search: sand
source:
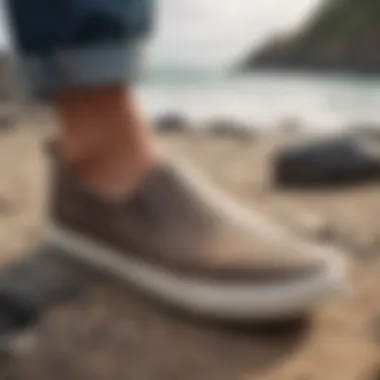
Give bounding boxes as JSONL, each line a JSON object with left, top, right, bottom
{"left": 0, "top": 115, "right": 379, "bottom": 380}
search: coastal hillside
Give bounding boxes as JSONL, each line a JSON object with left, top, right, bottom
{"left": 239, "top": 0, "right": 380, "bottom": 74}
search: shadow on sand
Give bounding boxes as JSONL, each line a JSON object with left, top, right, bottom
{"left": 0, "top": 245, "right": 309, "bottom": 380}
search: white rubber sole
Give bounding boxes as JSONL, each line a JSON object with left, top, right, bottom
{"left": 46, "top": 224, "right": 346, "bottom": 321}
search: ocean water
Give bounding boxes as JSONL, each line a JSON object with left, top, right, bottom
{"left": 136, "top": 69, "right": 380, "bottom": 131}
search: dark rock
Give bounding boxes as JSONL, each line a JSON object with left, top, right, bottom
{"left": 0, "top": 293, "right": 38, "bottom": 331}
{"left": 154, "top": 113, "right": 189, "bottom": 134}
{"left": 0, "top": 246, "right": 84, "bottom": 332}
{"left": 272, "top": 133, "right": 380, "bottom": 188}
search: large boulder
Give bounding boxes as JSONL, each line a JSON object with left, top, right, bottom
{"left": 273, "top": 132, "right": 380, "bottom": 188}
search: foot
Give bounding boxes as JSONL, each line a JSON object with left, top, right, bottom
{"left": 46, "top": 155, "right": 346, "bottom": 320}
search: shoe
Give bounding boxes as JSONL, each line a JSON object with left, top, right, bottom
{"left": 45, "top": 155, "right": 346, "bottom": 321}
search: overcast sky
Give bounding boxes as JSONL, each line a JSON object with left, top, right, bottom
{"left": 151, "top": 0, "right": 323, "bottom": 67}
{"left": 0, "top": 0, "right": 322, "bottom": 67}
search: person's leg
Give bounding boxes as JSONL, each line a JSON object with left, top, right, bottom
{"left": 8, "top": 0, "right": 157, "bottom": 198}
{"left": 5, "top": 0, "right": 345, "bottom": 320}
{"left": 56, "top": 86, "right": 157, "bottom": 197}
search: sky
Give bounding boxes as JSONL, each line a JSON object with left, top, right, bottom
{"left": 0, "top": 0, "right": 323, "bottom": 68}
{"left": 151, "top": 0, "right": 323, "bottom": 68}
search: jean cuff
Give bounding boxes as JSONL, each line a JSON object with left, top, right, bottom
{"left": 19, "top": 39, "right": 147, "bottom": 98}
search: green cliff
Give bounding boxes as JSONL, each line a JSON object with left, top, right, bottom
{"left": 240, "top": 0, "right": 380, "bottom": 74}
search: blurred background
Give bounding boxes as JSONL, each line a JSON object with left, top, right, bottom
{"left": 138, "top": 0, "right": 380, "bottom": 131}
{"left": 0, "top": 0, "right": 380, "bottom": 130}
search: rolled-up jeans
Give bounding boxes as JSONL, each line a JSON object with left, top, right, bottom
{"left": 5, "top": 0, "right": 154, "bottom": 98}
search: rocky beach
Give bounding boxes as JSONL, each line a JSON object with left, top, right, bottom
{"left": 0, "top": 111, "right": 379, "bottom": 379}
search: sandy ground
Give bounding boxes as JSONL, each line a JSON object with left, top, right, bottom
{"left": 0, "top": 115, "right": 380, "bottom": 379}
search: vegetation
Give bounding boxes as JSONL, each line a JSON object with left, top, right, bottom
{"left": 239, "top": 0, "right": 380, "bottom": 74}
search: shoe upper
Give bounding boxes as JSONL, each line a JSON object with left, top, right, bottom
{"left": 50, "top": 157, "right": 330, "bottom": 282}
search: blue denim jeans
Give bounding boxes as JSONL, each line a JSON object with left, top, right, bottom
{"left": 5, "top": 0, "right": 154, "bottom": 97}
